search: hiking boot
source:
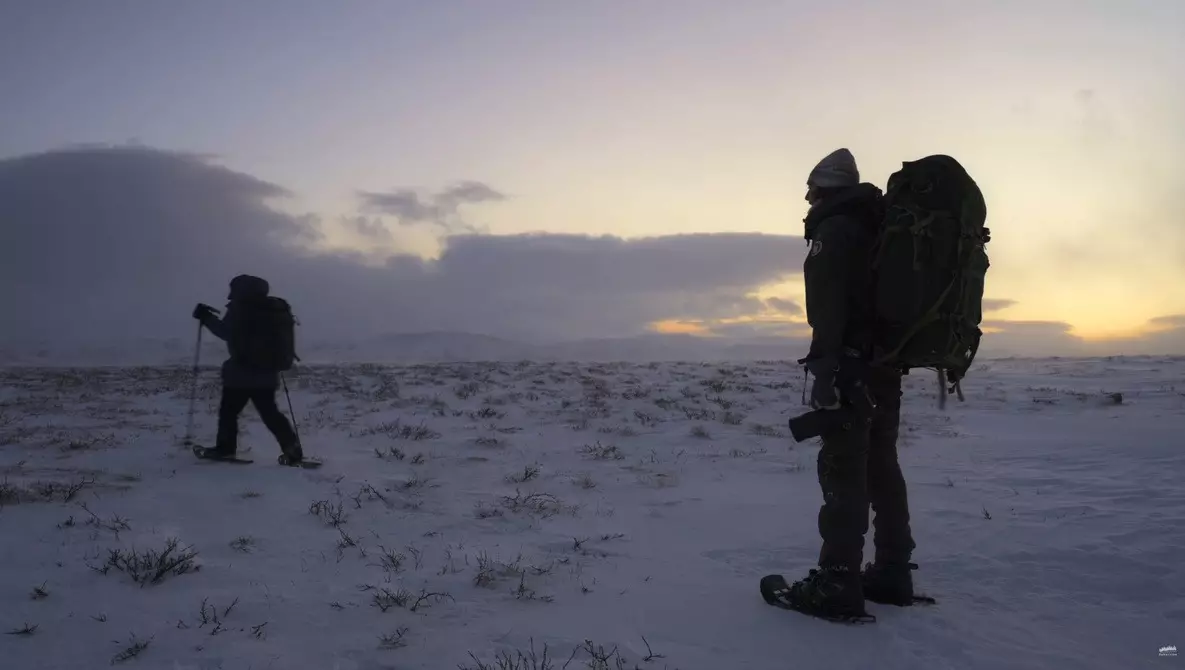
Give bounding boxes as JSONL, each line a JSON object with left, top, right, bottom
{"left": 278, "top": 441, "right": 304, "bottom": 466}
{"left": 861, "top": 561, "right": 916, "bottom": 606}
{"left": 776, "top": 566, "right": 870, "bottom": 622}
{"left": 209, "top": 443, "right": 237, "bottom": 459}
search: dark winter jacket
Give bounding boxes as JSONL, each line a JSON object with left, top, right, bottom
{"left": 802, "top": 182, "right": 884, "bottom": 364}
{"left": 200, "top": 275, "right": 279, "bottom": 389}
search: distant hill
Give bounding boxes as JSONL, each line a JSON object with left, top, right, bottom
{"left": 6, "top": 329, "right": 1173, "bottom": 367}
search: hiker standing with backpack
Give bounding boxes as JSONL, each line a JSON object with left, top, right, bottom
{"left": 191, "top": 274, "right": 304, "bottom": 466}
{"left": 762, "top": 149, "right": 915, "bottom": 623}
{"left": 762, "top": 149, "right": 988, "bottom": 622}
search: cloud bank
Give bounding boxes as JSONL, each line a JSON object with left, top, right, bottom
{"left": 0, "top": 145, "right": 803, "bottom": 348}
{"left": 1, "top": 145, "right": 1181, "bottom": 358}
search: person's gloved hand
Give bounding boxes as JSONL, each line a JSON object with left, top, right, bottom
{"left": 192, "top": 303, "right": 216, "bottom": 321}
{"left": 805, "top": 358, "right": 841, "bottom": 410}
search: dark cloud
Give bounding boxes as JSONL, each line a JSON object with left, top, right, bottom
{"left": 1127, "top": 314, "right": 1185, "bottom": 355}
{"left": 437, "top": 181, "right": 506, "bottom": 207}
{"left": 358, "top": 180, "right": 506, "bottom": 235}
{"left": 978, "top": 320, "right": 1086, "bottom": 358}
{"left": 982, "top": 320, "right": 1073, "bottom": 335}
{"left": 358, "top": 190, "right": 433, "bottom": 222}
{"left": 1150, "top": 314, "right": 1185, "bottom": 328}
{"left": 765, "top": 297, "right": 803, "bottom": 315}
{"left": 704, "top": 319, "right": 808, "bottom": 340}
{"left": 979, "top": 317, "right": 1185, "bottom": 357}
{"left": 342, "top": 215, "right": 391, "bottom": 241}
{"left": 982, "top": 298, "right": 1016, "bottom": 313}
{"left": 0, "top": 146, "right": 803, "bottom": 348}
{"left": 0, "top": 145, "right": 321, "bottom": 339}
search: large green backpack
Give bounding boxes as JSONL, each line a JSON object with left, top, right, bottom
{"left": 870, "top": 155, "right": 990, "bottom": 394}
{"left": 234, "top": 296, "right": 298, "bottom": 372}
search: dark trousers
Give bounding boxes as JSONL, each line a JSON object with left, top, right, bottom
{"left": 816, "top": 366, "right": 915, "bottom": 573}
{"left": 215, "top": 386, "right": 298, "bottom": 454}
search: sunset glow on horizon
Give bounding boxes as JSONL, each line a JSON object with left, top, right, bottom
{"left": 2, "top": 1, "right": 1183, "bottom": 355}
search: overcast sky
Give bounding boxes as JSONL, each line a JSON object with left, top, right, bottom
{"left": 1, "top": 0, "right": 1183, "bottom": 354}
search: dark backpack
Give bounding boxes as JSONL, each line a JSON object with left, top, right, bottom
{"left": 870, "top": 155, "right": 990, "bottom": 388}
{"left": 235, "top": 296, "right": 298, "bottom": 372}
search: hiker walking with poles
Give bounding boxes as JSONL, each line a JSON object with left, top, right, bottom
{"left": 190, "top": 274, "right": 307, "bottom": 466}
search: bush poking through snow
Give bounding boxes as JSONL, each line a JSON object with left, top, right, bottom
{"left": 459, "top": 636, "right": 659, "bottom": 670}
{"left": 702, "top": 378, "right": 728, "bottom": 394}
{"left": 748, "top": 423, "right": 784, "bottom": 438}
{"left": 30, "top": 581, "right": 49, "bottom": 600}
{"left": 473, "top": 552, "right": 497, "bottom": 588}
{"left": 474, "top": 502, "right": 505, "bottom": 519}
{"left": 511, "top": 573, "right": 553, "bottom": 603}
{"left": 499, "top": 490, "right": 572, "bottom": 518}
{"left": 460, "top": 637, "right": 563, "bottom": 670}
{"left": 570, "top": 473, "right": 597, "bottom": 490}
{"left": 79, "top": 502, "right": 132, "bottom": 537}
{"left": 101, "top": 538, "right": 199, "bottom": 586}
{"left": 721, "top": 411, "right": 745, "bottom": 425}
{"left": 507, "top": 464, "right": 541, "bottom": 483}
{"left": 356, "top": 418, "right": 441, "bottom": 441}
{"left": 0, "top": 476, "right": 95, "bottom": 506}
{"left": 111, "top": 633, "right": 152, "bottom": 664}
{"left": 410, "top": 589, "right": 455, "bottom": 612}
{"left": 455, "top": 382, "right": 482, "bottom": 399}
{"left": 379, "top": 626, "right": 410, "bottom": 649}
{"left": 196, "top": 596, "right": 239, "bottom": 635}
{"left": 373, "top": 545, "right": 407, "bottom": 573}
{"left": 633, "top": 410, "right": 659, "bottom": 426}
{"left": 0, "top": 478, "right": 20, "bottom": 507}
{"left": 579, "top": 441, "right": 623, "bottom": 461}
{"left": 370, "top": 586, "right": 413, "bottom": 612}
{"left": 309, "top": 498, "right": 348, "bottom": 527}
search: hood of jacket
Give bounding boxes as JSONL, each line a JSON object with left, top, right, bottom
{"left": 803, "top": 182, "right": 884, "bottom": 241}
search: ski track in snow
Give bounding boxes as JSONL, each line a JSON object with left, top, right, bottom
{"left": 0, "top": 357, "right": 1182, "bottom": 669}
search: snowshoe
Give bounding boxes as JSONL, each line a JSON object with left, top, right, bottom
{"left": 193, "top": 445, "right": 254, "bottom": 464}
{"left": 278, "top": 452, "right": 322, "bottom": 469}
{"left": 760, "top": 568, "right": 875, "bottom": 624}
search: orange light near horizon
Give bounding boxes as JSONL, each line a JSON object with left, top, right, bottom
{"left": 1069, "top": 322, "right": 1174, "bottom": 342}
{"left": 649, "top": 319, "right": 712, "bottom": 335}
{"left": 649, "top": 314, "right": 811, "bottom": 339}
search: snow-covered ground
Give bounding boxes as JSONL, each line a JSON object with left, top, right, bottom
{"left": 0, "top": 357, "right": 1182, "bottom": 669}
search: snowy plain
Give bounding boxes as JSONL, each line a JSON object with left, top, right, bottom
{"left": 0, "top": 356, "right": 1182, "bottom": 670}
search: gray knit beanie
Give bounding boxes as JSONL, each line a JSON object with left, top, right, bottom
{"left": 807, "top": 148, "right": 860, "bottom": 188}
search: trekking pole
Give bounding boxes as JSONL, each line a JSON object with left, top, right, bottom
{"left": 184, "top": 323, "right": 203, "bottom": 446}
{"left": 281, "top": 373, "right": 301, "bottom": 446}
{"left": 936, "top": 368, "right": 948, "bottom": 410}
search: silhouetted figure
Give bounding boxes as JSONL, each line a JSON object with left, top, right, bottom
{"left": 192, "top": 274, "right": 303, "bottom": 465}
{"left": 773, "top": 148, "right": 915, "bottom": 622}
